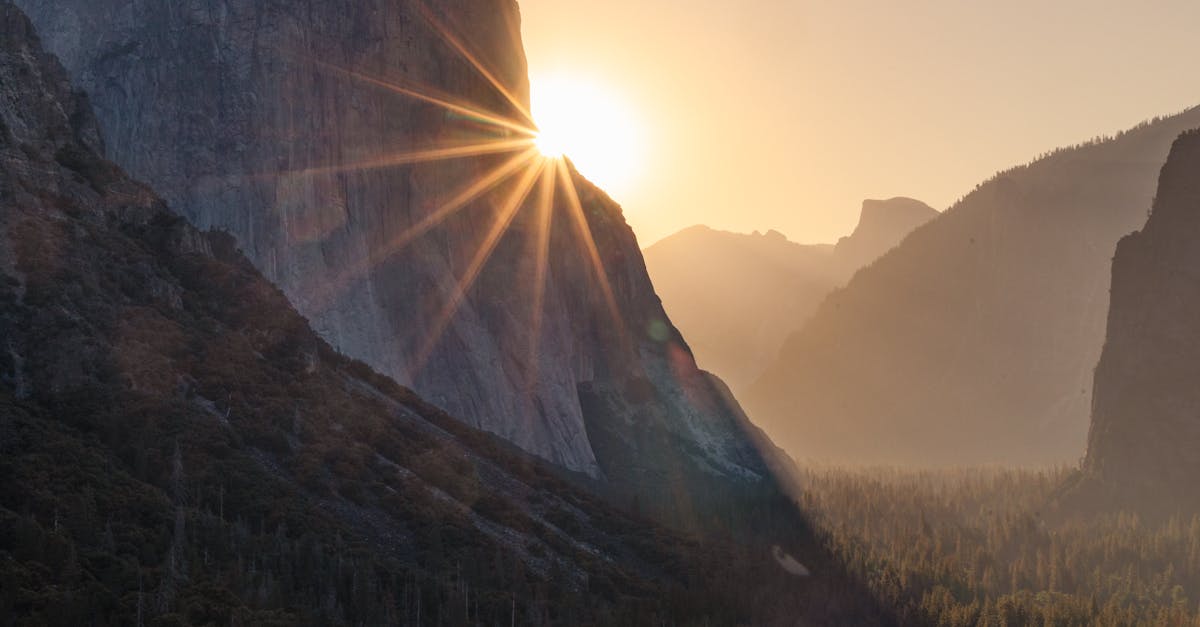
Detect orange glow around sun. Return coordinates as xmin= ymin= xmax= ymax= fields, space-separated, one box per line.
xmin=531 ymin=74 xmax=645 ymax=198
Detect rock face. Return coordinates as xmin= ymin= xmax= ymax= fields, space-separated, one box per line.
xmin=831 ymin=197 xmax=939 ymax=280
xmin=14 ymin=0 xmax=770 ymax=496
xmin=0 ymin=10 xmax=900 ymax=623
xmin=643 ymin=199 xmax=935 ymax=392
xmin=0 ymin=8 xmax=891 ymax=622
xmin=747 ymin=108 xmax=1200 ymax=466
xmin=0 ymin=6 xmax=681 ymax=617
xmin=1083 ymin=129 xmax=1200 ymax=510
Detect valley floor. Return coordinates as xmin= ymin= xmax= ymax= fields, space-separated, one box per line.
xmin=798 ymin=465 xmax=1200 ymax=626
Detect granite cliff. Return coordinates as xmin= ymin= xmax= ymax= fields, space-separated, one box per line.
xmin=1081 ymin=129 xmax=1200 ymax=512
xmin=14 ymin=0 xmax=777 ymax=509
xmin=0 ymin=6 xmax=890 ymax=622
xmin=748 ymin=108 xmax=1200 ymax=465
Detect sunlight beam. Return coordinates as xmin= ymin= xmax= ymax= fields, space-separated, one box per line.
xmin=525 ymin=160 xmax=559 ymax=390
xmin=415 ymin=1 xmax=536 ymax=128
xmin=272 ymin=138 xmax=535 ymax=180
xmin=314 ymin=60 xmax=536 ymax=137
xmin=408 ymin=159 xmax=547 ymax=379
xmin=395 ymin=148 xmax=541 ymax=256
xmin=556 ymin=163 xmax=629 ymax=350
xmin=309 ymin=148 xmax=541 ymax=311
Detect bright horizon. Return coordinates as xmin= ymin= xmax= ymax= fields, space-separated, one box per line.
xmin=518 ymin=0 xmax=1200 ymax=246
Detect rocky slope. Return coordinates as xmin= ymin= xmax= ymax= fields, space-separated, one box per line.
xmin=644 ymin=198 xmax=935 ymax=392
xmin=14 ymin=0 xmax=781 ymax=515
xmin=0 ymin=6 xmax=892 ymax=623
xmin=747 ymin=108 xmax=1200 ymax=465
xmin=1081 ymin=129 xmax=1200 ymax=512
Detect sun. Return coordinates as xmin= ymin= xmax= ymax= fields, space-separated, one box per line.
xmin=531 ymin=74 xmax=645 ymax=197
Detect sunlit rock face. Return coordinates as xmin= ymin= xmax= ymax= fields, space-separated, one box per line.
xmin=17 ymin=0 xmax=774 ymax=498
xmin=0 ymin=11 xmax=796 ymax=618
xmin=1083 ymin=130 xmax=1200 ymax=511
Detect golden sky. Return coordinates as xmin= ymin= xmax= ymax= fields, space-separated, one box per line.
xmin=518 ymin=0 xmax=1200 ymax=246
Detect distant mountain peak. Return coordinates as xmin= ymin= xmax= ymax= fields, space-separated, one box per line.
xmin=856 ymin=196 xmax=937 ymax=227
xmin=833 ymin=197 xmax=938 ymax=272
xmin=643 ymin=200 xmax=934 ymax=393
xmin=747 ymin=108 xmax=1200 ymax=466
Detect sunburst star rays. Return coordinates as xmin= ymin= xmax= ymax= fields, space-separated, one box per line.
xmin=314 ymin=59 xmax=536 ymax=138
xmin=525 ymin=159 xmax=560 ymax=390
xmin=414 ymin=0 xmax=536 ymax=129
xmin=306 ymin=147 xmax=541 ymax=312
xmin=556 ymin=162 xmax=630 ymax=352
xmin=274 ymin=7 xmax=636 ymax=392
xmin=407 ymin=160 xmax=548 ymax=380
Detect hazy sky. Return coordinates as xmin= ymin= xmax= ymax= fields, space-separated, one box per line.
xmin=517 ymin=0 xmax=1200 ymax=245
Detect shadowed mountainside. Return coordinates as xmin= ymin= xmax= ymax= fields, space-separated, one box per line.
xmin=1077 ymin=129 xmax=1200 ymax=514
xmin=644 ymin=198 xmax=935 ymax=391
xmin=748 ymin=107 xmax=1200 ymax=466
xmin=11 ymin=0 xmax=803 ymax=542
xmin=14 ymin=0 xmax=765 ymax=494
xmin=831 ymin=198 xmax=939 ymax=280
xmin=0 ymin=6 xmax=894 ymax=624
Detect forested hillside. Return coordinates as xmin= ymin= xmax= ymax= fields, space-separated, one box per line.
xmin=801 ymin=467 xmax=1200 ymax=626
xmin=0 ymin=4 xmax=888 ymax=624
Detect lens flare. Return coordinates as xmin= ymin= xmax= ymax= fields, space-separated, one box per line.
xmin=531 ymin=74 xmax=645 ymax=197
xmin=294 ymin=8 xmax=644 ymax=380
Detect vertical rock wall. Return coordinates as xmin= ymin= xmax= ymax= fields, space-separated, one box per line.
xmin=1084 ymin=129 xmax=1200 ymax=509
xmin=17 ymin=0 xmax=777 ymax=498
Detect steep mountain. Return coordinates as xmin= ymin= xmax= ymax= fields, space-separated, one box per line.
xmin=643 ymin=198 xmax=935 ymax=392
xmin=644 ymin=227 xmax=834 ymax=391
xmin=13 ymin=0 xmax=780 ymax=519
xmin=1080 ymin=130 xmax=1200 ymax=512
xmin=830 ymin=198 xmax=939 ymax=281
xmin=0 ymin=6 xmax=891 ymax=623
xmin=747 ymin=107 xmax=1200 ymax=466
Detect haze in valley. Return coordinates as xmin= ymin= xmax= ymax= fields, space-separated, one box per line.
xmin=7 ymin=0 xmax=1200 ymax=624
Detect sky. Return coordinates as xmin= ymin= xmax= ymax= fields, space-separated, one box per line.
xmin=517 ymin=0 xmax=1200 ymax=246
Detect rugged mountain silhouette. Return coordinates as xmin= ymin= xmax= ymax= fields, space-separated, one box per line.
xmin=14 ymin=0 xmax=787 ymax=524
xmin=1078 ymin=129 xmax=1200 ymax=513
xmin=644 ymin=227 xmax=833 ymax=392
xmin=747 ymin=107 xmax=1200 ymax=465
xmin=830 ymin=198 xmax=939 ymax=281
xmin=0 ymin=6 xmax=893 ymax=623
xmin=644 ymin=198 xmax=935 ymax=391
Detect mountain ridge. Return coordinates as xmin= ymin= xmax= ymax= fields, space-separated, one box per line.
xmin=832 ymin=197 xmax=939 ymax=278
xmin=644 ymin=198 xmax=935 ymax=392
xmin=0 ymin=6 xmax=891 ymax=622
xmin=13 ymin=0 xmax=787 ymax=525
xmin=747 ymin=105 xmax=1200 ymax=466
